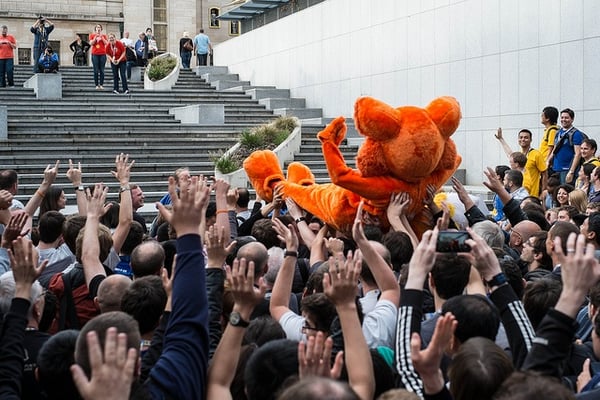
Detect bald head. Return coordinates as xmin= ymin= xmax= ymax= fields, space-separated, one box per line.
xmin=510 ymin=220 xmax=542 ymax=251
xmin=131 ymin=240 xmax=165 ymax=278
xmin=95 ymin=275 xmax=132 ymax=313
xmin=236 ymin=241 xmax=269 ymax=278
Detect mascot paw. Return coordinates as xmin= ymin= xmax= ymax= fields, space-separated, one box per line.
xmin=317 ymin=116 xmax=347 ymax=146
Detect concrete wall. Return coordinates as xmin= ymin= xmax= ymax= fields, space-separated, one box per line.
xmin=214 ymin=0 xmax=600 ymax=185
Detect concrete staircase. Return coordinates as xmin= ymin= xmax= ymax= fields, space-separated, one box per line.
xmin=0 ymin=65 xmax=359 ymax=223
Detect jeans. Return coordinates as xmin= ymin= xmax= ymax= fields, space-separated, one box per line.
xmin=197 ymin=53 xmax=208 ymax=66
xmin=110 ymin=61 xmax=128 ymax=92
xmin=92 ymin=54 xmax=106 ymax=86
xmin=126 ymin=61 xmax=136 ymax=79
xmin=0 ymin=58 xmax=14 ymax=87
xmin=32 ymin=48 xmax=41 ymax=73
xmin=181 ymin=51 xmax=192 ymax=69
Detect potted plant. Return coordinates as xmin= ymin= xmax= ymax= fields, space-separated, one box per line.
xmin=213 ymin=116 xmax=301 ymax=188
xmin=144 ymin=52 xmax=180 ymax=90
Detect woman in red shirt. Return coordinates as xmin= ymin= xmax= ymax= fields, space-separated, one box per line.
xmin=106 ymin=33 xmax=129 ymax=94
xmin=89 ymin=24 xmax=108 ymax=89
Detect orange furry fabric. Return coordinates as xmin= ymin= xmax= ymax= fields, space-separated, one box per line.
xmin=243 ymin=96 xmax=462 ymax=235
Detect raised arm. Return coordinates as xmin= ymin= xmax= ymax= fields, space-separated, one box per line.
xmin=323 ymin=249 xmax=375 ymax=400
xmin=206 ymin=257 xmax=266 ymax=400
xmin=285 ymin=198 xmax=316 ymax=248
xmin=66 ymin=159 xmax=87 ymax=215
xmin=386 ymin=192 xmax=418 ymax=249
xmin=212 ymin=179 xmax=231 ymax=242
xmin=353 ymin=202 xmax=399 ymax=307
xmin=269 ymin=218 xmax=299 ymax=322
xmin=82 ymin=183 xmax=109 ymax=289
xmin=110 ymin=154 xmax=134 ymax=254
xmin=24 ymin=160 xmax=59 ymax=217
xmin=494 ymin=127 xmax=514 ymax=159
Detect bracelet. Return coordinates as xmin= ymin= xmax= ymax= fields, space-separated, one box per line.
xmin=36 ymin=190 xmax=45 ymax=198
xmin=295 ymin=217 xmax=306 ymax=224
xmin=120 ymin=184 xmax=130 ymax=192
xmin=284 ymin=250 xmax=298 ymax=258
xmin=216 ymin=209 xmax=229 ymax=215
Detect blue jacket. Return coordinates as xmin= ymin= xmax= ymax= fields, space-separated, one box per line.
xmin=38 ymin=53 xmax=59 ymax=72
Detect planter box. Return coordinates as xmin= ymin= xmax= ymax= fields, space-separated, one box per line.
xmin=214 ymin=119 xmax=302 ymax=188
xmin=144 ymin=52 xmax=180 ymax=90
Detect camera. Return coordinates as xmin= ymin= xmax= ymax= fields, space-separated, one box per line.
xmin=38 ymin=16 xmax=45 ymax=22
xmin=436 ymin=231 xmax=471 ymax=253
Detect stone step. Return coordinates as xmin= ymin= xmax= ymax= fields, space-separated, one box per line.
xmin=212 ymin=80 xmax=252 ymax=91
xmin=201 ymin=73 xmax=239 ymax=82
xmin=192 ymin=66 xmax=229 ymax=75
xmin=222 ymin=85 xmax=276 ymax=92
xmin=246 ymin=88 xmax=290 ymax=100
xmin=259 ymin=98 xmax=306 ymax=109
xmin=273 ymin=108 xmax=323 ymax=119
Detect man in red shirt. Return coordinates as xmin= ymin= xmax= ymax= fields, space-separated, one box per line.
xmin=0 ymin=25 xmax=17 ymax=88
xmin=106 ymin=33 xmax=129 ymax=95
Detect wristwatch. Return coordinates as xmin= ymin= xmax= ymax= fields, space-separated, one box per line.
xmin=75 ymin=185 xmax=85 ymax=192
xmin=120 ymin=184 xmax=131 ymax=192
xmin=485 ymin=272 xmax=507 ymax=287
xmin=229 ymin=311 xmax=250 ymax=328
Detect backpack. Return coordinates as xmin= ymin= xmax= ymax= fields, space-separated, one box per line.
xmin=552 ymin=127 xmax=588 ymax=156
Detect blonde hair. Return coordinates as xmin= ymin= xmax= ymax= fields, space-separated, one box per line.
xmin=569 ymin=189 xmax=588 ymax=213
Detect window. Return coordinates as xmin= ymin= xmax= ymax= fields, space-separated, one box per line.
xmin=153 ymin=0 xmax=168 ymax=51
xmin=209 ymin=7 xmax=220 ymax=28
xmin=18 ymin=48 xmax=31 ymax=65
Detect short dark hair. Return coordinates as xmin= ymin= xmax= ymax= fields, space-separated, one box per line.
xmin=548 ymin=221 xmax=580 ymax=254
xmin=510 ymin=152 xmax=527 ymax=169
xmin=0 ymin=169 xmax=17 ymax=190
xmin=542 ymin=106 xmax=559 ymax=124
xmin=442 ymin=295 xmax=500 ymax=344
xmin=63 ymin=215 xmax=86 ymax=255
xmin=523 ymin=278 xmax=562 ymax=330
xmin=382 ymin=231 xmax=413 ymax=273
xmin=495 ymin=165 xmax=511 ymax=181
xmin=505 ymin=169 xmax=523 ymax=187
xmin=499 ymin=258 xmax=524 ymax=300
xmin=587 ymin=213 xmax=600 ymax=247
xmin=301 ymin=293 xmax=337 ymax=333
xmin=37 ymin=330 xmax=80 ymax=400
xmin=75 ymin=311 xmax=140 ymax=378
xmin=583 ymin=138 xmax=598 ymax=152
xmin=236 ymin=187 xmax=250 ymax=208
xmin=244 ymin=339 xmax=299 ymax=400
xmin=430 ymin=254 xmax=471 ymax=300
xmin=131 ymin=240 xmax=165 ymax=277
xmin=518 ymin=129 xmax=532 ymax=139
xmin=449 ymin=337 xmax=514 ymax=400
xmin=243 ymin=315 xmax=286 ymax=346
xmin=38 ymin=210 xmax=66 ymax=243
xmin=251 ymin=218 xmax=280 ymax=249
xmin=120 ymin=275 xmax=166 ymax=335
xmin=492 ymin=371 xmax=575 ymax=400
xmin=120 ymin=221 xmax=145 ymax=255
xmin=530 ymin=231 xmax=552 ymax=270
xmin=561 ymin=108 xmax=575 ymax=119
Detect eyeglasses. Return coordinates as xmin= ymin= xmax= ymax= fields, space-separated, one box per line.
xmin=302 ymin=323 xmax=318 ymax=332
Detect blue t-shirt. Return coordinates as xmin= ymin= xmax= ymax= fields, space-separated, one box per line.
xmin=553 ymin=128 xmax=583 ymax=171
xmin=193 ymin=33 xmax=211 ymax=54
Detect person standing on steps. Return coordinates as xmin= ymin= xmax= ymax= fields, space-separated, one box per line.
xmin=0 ymin=25 xmax=17 ymax=88
xmin=193 ymin=28 xmax=212 ymax=66
xmin=106 ymin=33 xmax=129 ymax=95
xmin=69 ymin=34 xmax=90 ymax=66
xmin=30 ymin=16 xmax=54 ymax=73
xmin=90 ymin=24 xmax=108 ymax=90
xmin=179 ymin=31 xmax=193 ymax=69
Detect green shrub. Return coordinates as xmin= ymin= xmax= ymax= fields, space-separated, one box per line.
xmin=214 ymin=116 xmax=298 ymax=174
xmin=147 ymin=55 xmax=178 ymax=81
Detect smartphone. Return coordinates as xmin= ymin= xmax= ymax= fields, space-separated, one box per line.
xmin=436 ymin=230 xmax=471 ymax=253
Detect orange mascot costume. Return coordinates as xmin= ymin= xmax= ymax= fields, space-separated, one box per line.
xmin=243 ymin=96 xmax=462 ymax=236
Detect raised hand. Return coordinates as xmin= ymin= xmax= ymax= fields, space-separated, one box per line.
xmin=483 ymin=166 xmax=506 ymax=195
xmin=226 ymin=257 xmax=266 ymax=316
xmin=323 ymin=249 xmax=362 ymax=307
xmin=67 ymin=159 xmax=83 ymax=186
xmin=0 ymin=189 xmax=13 ymax=210
xmin=85 ymin=183 xmax=109 ymax=218
xmin=405 ymin=228 xmax=439 ymax=290
xmin=43 ymin=160 xmax=60 ymax=185
xmin=157 ymin=175 xmax=210 ymax=237
xmin=272 ymin=217 xmax=298 ymax=252
xmin=298 ymin=331 xmax=344 ymax=379
xmin=495 ymin=127 xmax=503 ymax=140
xmin=205 ymin=225 xmax=236 ymax=267
xmin=9 ymin=236 xmax=47 ymax=299
xmin=70 ymin=328 xmax=138 ymax=400
xmin=464 ymin=227 xmax=502 ymax=282
xmin=387 ymin=192 xmax=411 ymax=220
xmin=111 ymin=153 xmax=134 ymax=185
xmin=1 ymin=212 xmax=29 ymax=248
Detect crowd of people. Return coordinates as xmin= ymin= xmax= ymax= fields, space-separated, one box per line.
xmin=1 ymin=103 xmax=600 ymax=400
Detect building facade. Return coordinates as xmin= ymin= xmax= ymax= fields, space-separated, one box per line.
xmin=0 ymin=0 xmax=240 ymax=67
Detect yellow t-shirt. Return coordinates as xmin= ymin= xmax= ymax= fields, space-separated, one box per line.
xmin=523 ymin=148 xmax=547 ymax=197
xmin=539 ymin=124 xmax=558 ymax=161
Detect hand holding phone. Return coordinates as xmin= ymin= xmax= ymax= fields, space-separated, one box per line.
xmin=436 ymin=230 xmax=471 ymax=253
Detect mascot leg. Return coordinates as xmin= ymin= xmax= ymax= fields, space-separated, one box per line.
xmin=243 ymin=150 xmax=285 ymax=202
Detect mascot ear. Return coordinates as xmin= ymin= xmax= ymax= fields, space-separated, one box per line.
xmin=353 ymin=96 xmax=402 ymax=141
xmin=425 ymin=96 xmax=461 ymax=139
xmin=243 ymin=150 xmax=285 ymax=202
